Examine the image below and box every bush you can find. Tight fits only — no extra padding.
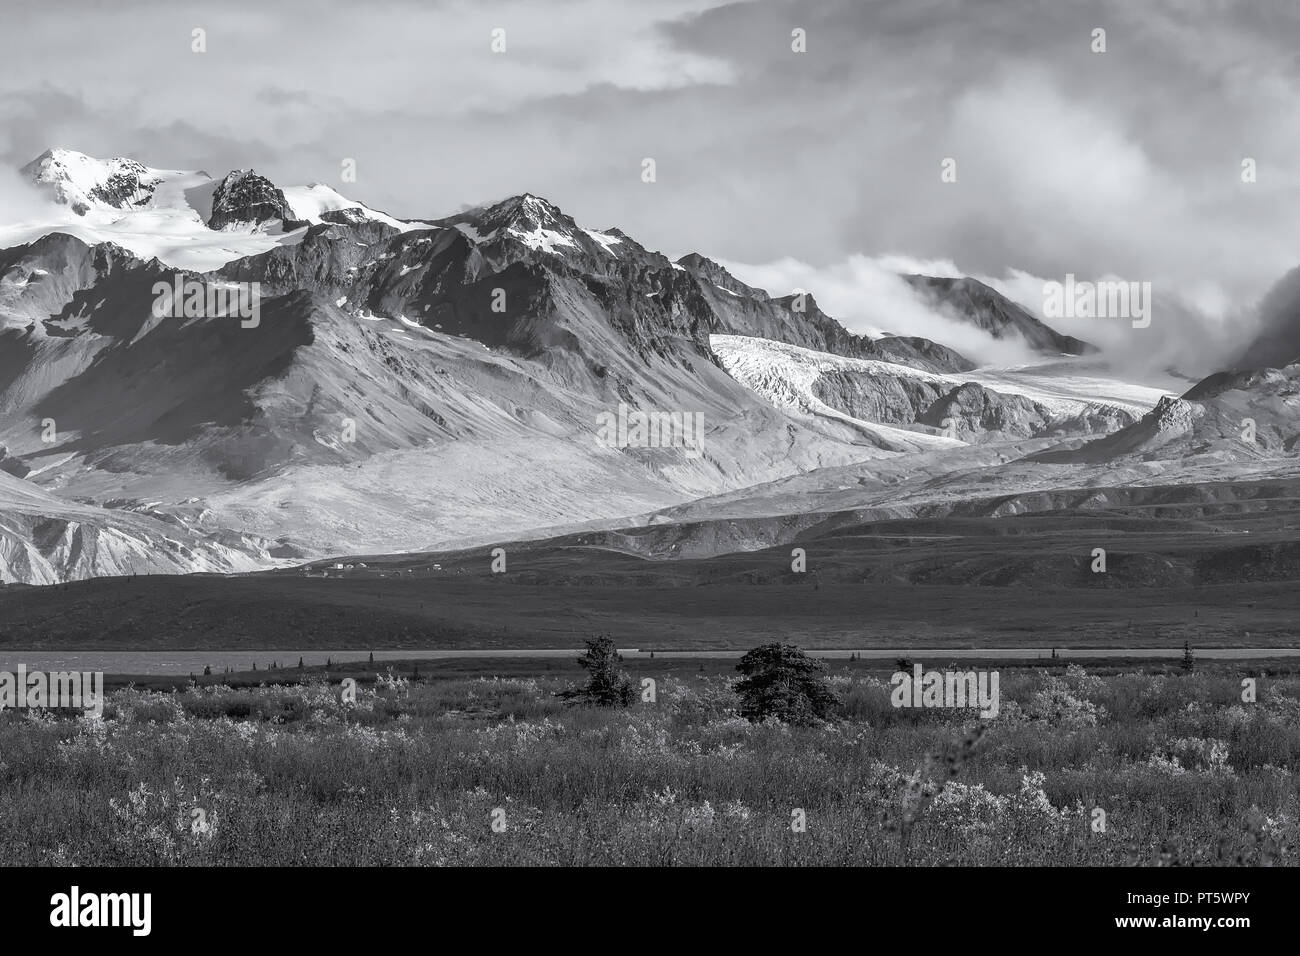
[734,643,840,725]
[1025,676,1105,729]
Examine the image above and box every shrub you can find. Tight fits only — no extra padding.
[1025,676,1105,729]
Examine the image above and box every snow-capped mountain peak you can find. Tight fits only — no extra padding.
[20,147,195,216]
[468,192,570,236]
[3,149,440,271]
[279,183,416,232]
[436,192,633,261]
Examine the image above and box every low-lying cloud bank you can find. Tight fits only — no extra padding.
[0,165,59,222]
[722,253,1271,382]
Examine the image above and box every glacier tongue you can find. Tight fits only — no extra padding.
[710,333,1151,447]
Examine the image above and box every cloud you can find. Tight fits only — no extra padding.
[719,251,1263,380]
[1236,265,1300,369]
[0,164,58,222]
[0,0,1296,376]
[718,254,1046,367]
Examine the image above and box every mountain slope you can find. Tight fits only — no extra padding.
[1032,364,1300,466]
[0,192,914,577]
[904,274,1094,356]
[0,148,1192,583]
[0,469,275,585]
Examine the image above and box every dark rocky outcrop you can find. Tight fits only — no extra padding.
[904,274,1095,356]
[207,170,298,231]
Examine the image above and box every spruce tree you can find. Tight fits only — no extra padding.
[735,643,840,725]
[557,635,635,707]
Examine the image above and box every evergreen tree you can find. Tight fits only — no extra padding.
[557,635,635,708]
[735,643,840,725]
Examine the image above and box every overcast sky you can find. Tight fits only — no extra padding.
[2,0,1297,372]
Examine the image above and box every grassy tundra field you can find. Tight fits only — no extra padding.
[2,573,1298,651]
[1,660,1296,866]
[6,511,1300,652]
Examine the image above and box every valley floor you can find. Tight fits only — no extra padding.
[2,575,1296,650]
[8,510,1300,650]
